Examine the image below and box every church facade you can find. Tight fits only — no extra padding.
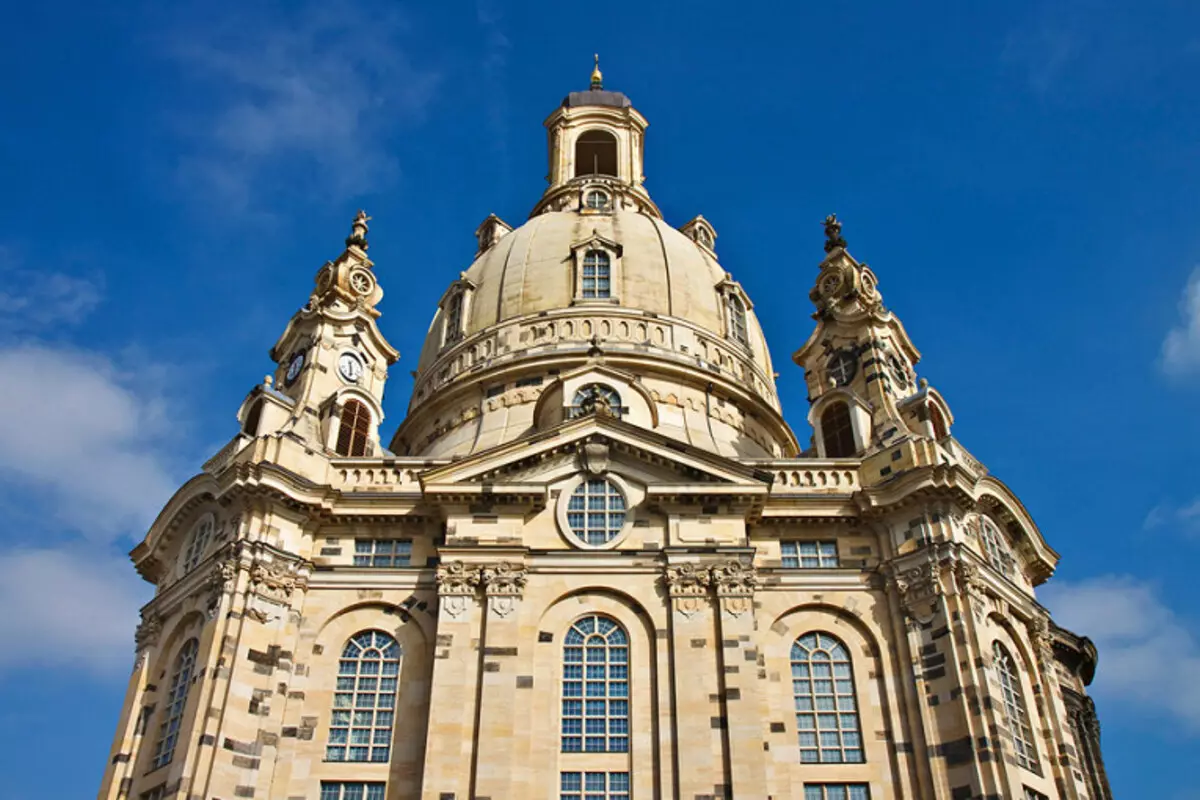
[98,67,1113,800]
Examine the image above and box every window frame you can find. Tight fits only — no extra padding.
[819,401,857,458]
[352,539,413,568]
[326,630,401,764]
[993,641,1040,773]
[319,782,387,800]
[727,294,749,346]
[179,514,215,575]
[151,638,199,770]
[803,785,871,800]
[568,383,627,419]
[335,399,372,457]
[791,631,865,764]
[560,771,630,800]
[556,474,633,550]
[560,614,630,754]
[781,541,839,569]
[570,239,622,305]
[979,518,1015,577]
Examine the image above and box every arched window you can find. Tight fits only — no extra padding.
[180,516,213,574]
[585,189,610,210]
[581,251,611,299]
[570,384,623,418]
[335,400,371,457]
[566,478,627,546]
[242,399,263,437]
[444,291,464,345]
[929,404,948,440]
[575,130,617,177]
[561,614,629,753]
[791,632,863,764]
[993,642,1039,771]
[327,630,401,763]
[728,295,748,345]
[152,638,198,769]
[980,519,1014,577]
[820,402,856,458]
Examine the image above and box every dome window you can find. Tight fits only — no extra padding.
[727,295,749,345]
[575,129,618,177]
[585,189,610,210]
[820,401,857,458]
[444,291,464,344]
[581,251,611,299]
[570,384,624,418]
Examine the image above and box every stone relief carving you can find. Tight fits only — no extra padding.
[134,614,162,652]
[889,560,944,624]
[480,561,528,618]
[710,560,759,617]
[250,560,300,605]
[661,563,711,618]
[1027,614,1055,672]
[435,561,483,619]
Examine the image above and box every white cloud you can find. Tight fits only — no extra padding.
[1041,575,1200,731]
[0,547,151,676]
[1161,267,1200,378]
[1143,498,1200,538]
[165,0,441,211]
[0,250,102,332]
[0,344,183,540]
[1001,17,1083,95]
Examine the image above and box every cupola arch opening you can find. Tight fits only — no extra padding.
[574,129,618,177]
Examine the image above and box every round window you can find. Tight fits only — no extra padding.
[585,190,610,210]
[565,477,627,545]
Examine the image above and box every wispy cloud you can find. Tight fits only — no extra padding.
[1160,267,1200,378]
[1001,18,1083,95]
[164,0,441,213]
[0,247,102,333]
[1144,498,1200,539]
[1042,575,1200,731]
[0,547,150,676]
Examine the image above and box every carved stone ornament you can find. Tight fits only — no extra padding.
[579,441,611,475]
[711,561,759,617]
[436,561,482,620]
[250,561,299,605]
[1028,614,1055,671]
[952,559,989,620]
[890,560,944,622]
[135,614,162,652]
[481,561,528,618]
[662,563,712,618]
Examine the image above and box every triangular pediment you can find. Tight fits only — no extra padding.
[419,414,773,494]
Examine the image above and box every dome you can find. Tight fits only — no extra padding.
[393,85,798,460]
[414,209,775,383]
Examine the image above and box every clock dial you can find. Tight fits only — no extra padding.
[827,349,857,387]
[285,352,305,384]
[338,352,364,383]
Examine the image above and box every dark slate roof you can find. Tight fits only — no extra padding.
[562,90,632,109]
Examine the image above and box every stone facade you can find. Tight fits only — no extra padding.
[97,70,1111,800]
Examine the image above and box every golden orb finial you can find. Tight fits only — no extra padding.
[590,53,603,90]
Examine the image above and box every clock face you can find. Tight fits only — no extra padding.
[827,350,857,387]
[285,352,305,384]
[338,352,364,383]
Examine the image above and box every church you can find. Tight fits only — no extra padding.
[97,63,1113,800]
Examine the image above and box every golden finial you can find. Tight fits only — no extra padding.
[590,53,603,90]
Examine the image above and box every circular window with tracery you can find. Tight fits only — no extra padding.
[585,189,610,210]
[565,477,627,546]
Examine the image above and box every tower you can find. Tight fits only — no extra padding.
[98,64,1112,800]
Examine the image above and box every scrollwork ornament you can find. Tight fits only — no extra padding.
[711,561,759,617]
[436,561,482,619]
[1028,614,1055,671]
[662,563,711,618]
[135,614,162,652]
[480,561,528,618]
[250,561,298,605]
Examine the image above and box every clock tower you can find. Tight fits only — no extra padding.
[792,215,955,458]
[236,210,399,457]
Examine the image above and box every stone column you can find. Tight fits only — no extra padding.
[419,561,483,800]
[470,561,529,800]
[710,560,771,798]
[662,561,728,798]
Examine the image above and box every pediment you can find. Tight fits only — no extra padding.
[419,414,773,495]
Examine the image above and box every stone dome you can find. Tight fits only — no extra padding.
[414,208,776,389]
[393,84,798,459]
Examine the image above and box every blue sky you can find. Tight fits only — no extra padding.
[0,1,1197,797]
